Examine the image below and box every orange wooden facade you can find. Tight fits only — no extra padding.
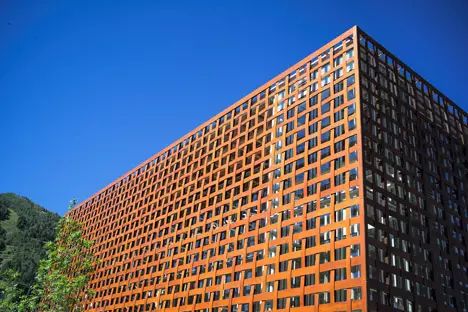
[71,26,367,312]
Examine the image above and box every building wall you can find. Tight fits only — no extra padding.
[71,27,367,312]
[358,29,468,312]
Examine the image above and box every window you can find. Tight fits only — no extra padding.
[334,124,345,137]
[290,296,300,308]
[335,289,347,302]
[320,231,331,244]
[335,208,347,222]
[308,152,317,164]
[335,268,347,281]
[321,88,330,100]
[335,173,346,186]
[297,101,306,114]
[334,109,345,122]
[319,251,330,263]
[334,68,343,80]
[320,213,330,226]
[334,55,343,67]
[304,293,314,306]
[277,114,284,124]
[321,147,331,158]
[350,224,360,237]
[321,116,330,128]
[310,95,318,107]
[334,81,344,93]
[347,74,355,86]
[335,247,346,260]
[346,60,355,72]
[350,244,360,257]
[320,162,330,174]
[350,205,359,217]
[307,167,317,180]
[321,101,330,114]
[335,156,345,169]
[333,94,344,108]
[335,227,347,241]
[350,186,359,198]
[309,108,318,120]
[310,82,318,93]
[321,131,330,143]
[319,271,330,284]
[297,114,306,126]
[351,287,361,300]
[309,137,317,149]
[277,279,287,290]
[277,298,286,309]
[347,88,356,100]
[305,254,316,267]
[335,139,345,152]
[310,69,318,80]
[306,218,316,232]
[318,292,330,304]
[351,265,361,278]
[321,75,331,86]
[321,63,330,74]
[349,135,357,147]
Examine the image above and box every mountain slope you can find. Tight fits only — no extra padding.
[0,193,60,288]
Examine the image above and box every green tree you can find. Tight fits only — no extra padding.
[0,199,98,312]
[0,270,24,311]
[0,193,60,289]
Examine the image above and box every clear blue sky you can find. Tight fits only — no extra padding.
[0,0,467,215]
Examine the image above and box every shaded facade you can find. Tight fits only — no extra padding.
[359,30,468,312]
[71,26,468,312]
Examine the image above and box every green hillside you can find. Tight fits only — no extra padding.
[0,193,60,289]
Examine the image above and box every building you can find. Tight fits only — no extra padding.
[71,26,468,312]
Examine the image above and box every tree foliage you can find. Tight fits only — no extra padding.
[0,193,60,289]
[0,199,98,312]
[0,270,24,311]
[33,200,97,311]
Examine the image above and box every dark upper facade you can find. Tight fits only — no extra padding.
[359,29,468,312]
[71,27,468,312]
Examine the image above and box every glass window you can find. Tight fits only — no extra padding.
[304,293,314,306]
[321,101,330,114]
[321,131,330,143]
[335,289,347,302]
[351,265,361,278]
[319,271,330,283]
[318,292,330,304]
[334,68,343,80]
[335,246,346,260]
[321,116,330,128]
[319,251,330,263]
[349,135,357,147]
[335,268,347,281]
[321,63,330,74]
[321,88,331,100]
[321,147,331,158]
